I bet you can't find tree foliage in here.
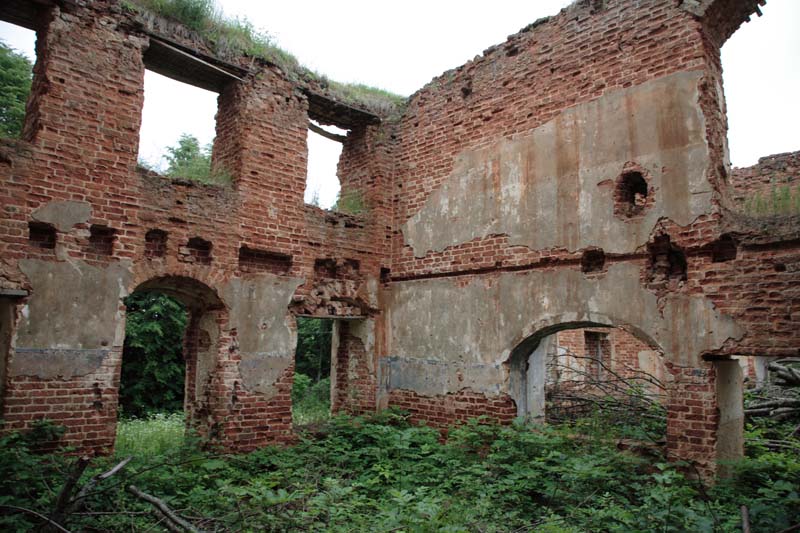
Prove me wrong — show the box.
[120,292,188,418]
[295,317,333,380]
[161,132,231,185]
[0,41,33,138]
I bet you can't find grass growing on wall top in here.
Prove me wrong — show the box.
[740,183,800,217]
[127,0,406,115]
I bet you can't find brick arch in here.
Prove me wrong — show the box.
[505,314,663,421]
[505,312,662,367]
[121,272,230,446]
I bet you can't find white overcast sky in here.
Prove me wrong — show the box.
[1,0,798,208]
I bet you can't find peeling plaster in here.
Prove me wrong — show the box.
[31,201,92,233]
[384,263,743,396]
[220,275,303,397]
[402,71,711,257]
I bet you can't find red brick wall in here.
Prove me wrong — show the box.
[0,0,389,452]
[331,321,376,416]
[729,151,800,203]
[387,388,516,434]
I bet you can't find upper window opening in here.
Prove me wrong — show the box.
[0,21,36,139]
[722,2,799,168]
[305,120,346,210]
[137,69,223,184]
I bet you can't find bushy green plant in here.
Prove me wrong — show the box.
[163,133,232,185]
[334,190,367,214]
[1,411,798,532]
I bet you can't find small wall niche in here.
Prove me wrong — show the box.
[647,234,687,287]
[711,234,738,263]
[185,237,212,265]
[580,248,606,274]
[88,224,116,255]
[238,246,292,274]
[144,229,168,259]
[28,221,55,249]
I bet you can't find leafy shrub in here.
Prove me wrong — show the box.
[1,411,798,532]
[292,374,331,425]
[162,133,232,185]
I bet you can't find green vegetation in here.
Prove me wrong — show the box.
[292,318,334,425]
[741,183,800,217]
[0,40,33,138]
[116,412,186,457]
[1,411,798,532]
[128,0,406,114]
[334,190,367,214]
[156,132,232,185]
[292,374,332,425]
[120,292,188,418]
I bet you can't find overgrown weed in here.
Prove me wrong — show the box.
[2,411,798,531]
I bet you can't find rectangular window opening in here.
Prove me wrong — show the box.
[305,120,347,210]
[138,68,226,185]
[0,20,37,140]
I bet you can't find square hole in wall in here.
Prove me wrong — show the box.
[28,221,55,249]
[89,224,116,255]
[144,229,168,258]
[184,237,212,265]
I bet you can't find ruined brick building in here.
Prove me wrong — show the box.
[1,0,797,477]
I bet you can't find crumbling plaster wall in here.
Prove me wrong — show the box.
[379,0,787,474]
[0,0,795,476]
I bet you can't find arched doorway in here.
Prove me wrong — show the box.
[508,320,667,441]
[118,276,226,449]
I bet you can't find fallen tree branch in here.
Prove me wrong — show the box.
[70,456,132,511]
[127,485,201,533]
[0,504,72,533]
[50,455,91,529]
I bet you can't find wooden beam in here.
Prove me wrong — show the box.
[308,122,347,143]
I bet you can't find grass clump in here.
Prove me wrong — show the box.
[115,412,186,457]
[740,183,800,217]
[291,373,331,425]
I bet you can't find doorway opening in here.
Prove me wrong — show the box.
[117,276,224,456]
[510,324,667,443]
[292,317,334,425]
